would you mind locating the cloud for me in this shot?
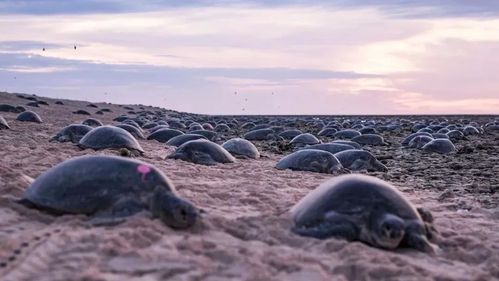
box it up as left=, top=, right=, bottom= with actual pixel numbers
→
left=2, top=0, right=499, bottom=19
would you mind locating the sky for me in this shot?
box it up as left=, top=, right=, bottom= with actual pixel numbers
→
left=1, top=0, right=499, bottom=115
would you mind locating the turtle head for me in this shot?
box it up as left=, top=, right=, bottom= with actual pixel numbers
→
left=373, top=213, right=405, bottom=249
left=150, top=186, right=199, bottom=229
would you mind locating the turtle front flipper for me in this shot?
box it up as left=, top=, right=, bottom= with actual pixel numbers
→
left=402, top=221, right=439, bottom=254
left=88, top=197, right=147, bottom=227
left=292, top=211, right=359, bottom=240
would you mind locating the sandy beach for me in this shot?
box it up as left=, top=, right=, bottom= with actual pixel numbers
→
left=0, top=91, right=498, bottom=281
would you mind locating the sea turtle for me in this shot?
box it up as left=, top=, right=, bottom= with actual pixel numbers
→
left=17, top=155, right=199, bottom=228
left=359, top=127, right=378, bottom=135
left=16, top=111, right=43, bottom=123
left=279, top=129, right=303, bottom=140
left=73, top=109, right=91, bottom=115
left=401, top=132, right=433, bottom=146
left=26, top=101, right=39, bottom=107
left=189, top=124, right=204, bottom=131
left=303, top=143, right=355, bottom=154
left=168, top=139, right=236, bottom=165
left=244, top=128, right=277, bottom=141
left=332, top=140, right=362, bottom=149
left=55, top=101, right=64, bottom=105
left=0, top=115, right=10, bottom=129
left=0, top=104, right=22, bottom=113
left=431, top=133, right=449, bottom=139
left=215, top=123, right=231, bottom=132
left=79, top=125, right=144, bottom=154
left=222, top=138, right=260, bottom=159
left=422, top=139, right=456, bottom=154
left=446, top=130, right=465, bottom=141
left=50, top=124, right=93, bottom=143
left=290, top=133, right=321, bottom=146
left=82, top=118, right=103, bottom=127
left=351, top=134, right=388, bottom=146
left=115, top=124, right=146, bottom=139
left=275, top=149, right=343, bottom=174
left=166, top=134, right=207, bottom=147
left=334, top=129, right=361, bottom=139
left=147, top=128, right=184, bottom=142
left=290, top=174, right=437, bottom=252
left=202, top=123, right=214, bottom=130
left=408, top=135, right=433, bottom=149
left=317, top=128, right=338, bottom=137
left=189, top=130, right=219, bottom=141
left=463, top=126, right=480, bottom=135
left=334, top=149, right=388, bottom=172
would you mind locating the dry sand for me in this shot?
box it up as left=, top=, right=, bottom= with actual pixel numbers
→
left=0, top=92, right=498, bottom=281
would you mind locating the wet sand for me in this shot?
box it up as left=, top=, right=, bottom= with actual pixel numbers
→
left=0, top=92, right=498, bottom=281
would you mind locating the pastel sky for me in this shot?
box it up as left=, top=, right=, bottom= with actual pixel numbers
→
left=1, top=0, right=499, bottom=114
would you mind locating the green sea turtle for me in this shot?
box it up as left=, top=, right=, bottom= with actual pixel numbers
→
left=275, top=149, right=343, bottom=174
left=82, top=118, right=104, bottom=127
left=78, top=125, right=144, bottom=154
left=222, top=138, right=260, bottom=159
left=408, top=135, right=433, bottom=149
left=291, top=174, right=437, bottom=252
left=290, top=133, right=321, bottom=146
left=166, top=134, right=207, bottom=147
left=351, top=134, right=388, bottom=146
left=50, top=124, right=93, bottom=143
left=422, top=139, right=456, bottom=154
left=17, top=155, right=199, bottom=228
left=169, top=139, right=236, bottom=165
left=16, top=111, right=43, bottom=123
left=115, top=124, right=146, bottom=140
left=334, top=129, right=361, bottom=139
left=334, top=149, right=388, bottom=172
left=147, top=128, right=184, bottom=143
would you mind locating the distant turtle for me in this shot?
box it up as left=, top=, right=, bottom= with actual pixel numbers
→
left=244, top=128, right=276, bottom=141
left=431, top=133, right=449, bottom=139
left=334, top=129, right=361, bottom=139
left=422, top=139, right=456, bottom=154
left=73, top=109, right=91, bottom=115
left=290, top=174, right=436, bottom=252
left=79, top=125, right=144, bottom=154
left=16, top=111, right=43, bottom=123
left=148, top=125, right=170, bottom=133
left=202, top=123, right=214, bottom=130
left=147, top=128, right=184, bottom=142
left=189, top=130, right=219, bottom=141
left=334, top=149, right=388, bottom=172
left=169, top=139, right=236, bottom=165
left=279, top=129, right=303, bottom=140
left=351, top=134, right=388, bottom=146
left=142, top=122, right=158, bottom=129
left=408, top=135, right=433, bottom=149
left=0, top=115, right=10, bottom=129
left=87, top=103, right=98, bottom=108
left=303, top=143, right=355, bottom=154
left=463, top=126, right=480, bottom=135
left=290, top=133, right=320, bottom=146
left=55, top=101, right=64, bottom=105
left=166, top=134, right=207, bottom=147
left=0, top=104, right=22, bottom=113
left=82, top=118, right=103, bottom=127
left=446, top=130, right=465, bottom=141
left=17, top=155, right=199, bottom=228
left=332, top=140, right=362, bottom=149
left=359, top=127, right=378, bottom=135
left=115, top=124, right=146, bottom=139
left=50, top=124, right=93, bottom=143
left=401, top=132, right=433, bottom=146
left=222, top=138, right=260, bottom=159
left=318, top=128, right=337, bottom=137
left=26, top=101, right=39, bottom=107
left=275, top=149, right=343, bottom=174
left=215, top=124, right=231, bottom=132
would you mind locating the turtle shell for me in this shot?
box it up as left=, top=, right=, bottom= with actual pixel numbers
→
left=291, top=174, right=421, bottom=227
left=78, top=125, right=144, bottom=153
left=22, top=155, right=175, bottom=214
